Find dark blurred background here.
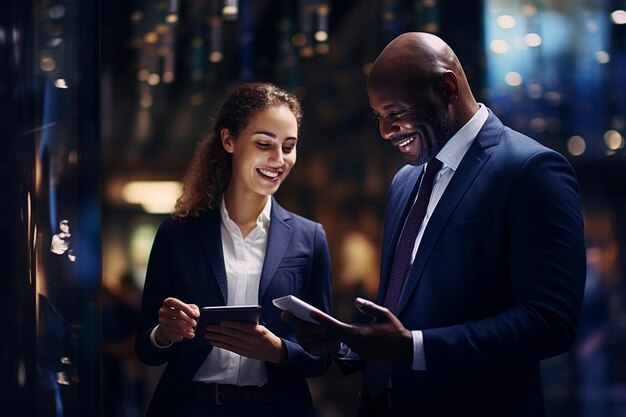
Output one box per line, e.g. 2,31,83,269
2,0,625,416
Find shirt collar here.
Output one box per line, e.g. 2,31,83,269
436,103,488,171
259,197,272,226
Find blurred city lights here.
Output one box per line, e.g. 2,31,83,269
604,130,624,150
611,10,626,24
504,71,522,86
524,33,542,47
595,50,610,64
496,15,516,29
490,39,509,54
567,135,586,156
121,181,182,214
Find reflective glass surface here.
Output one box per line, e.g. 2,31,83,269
0,0,100,416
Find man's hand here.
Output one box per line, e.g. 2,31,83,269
204,322,285,364
155,297,200,346
311,297,413,362
281,311,341,356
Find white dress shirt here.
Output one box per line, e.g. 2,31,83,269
410,104,489,370
150,197,272,386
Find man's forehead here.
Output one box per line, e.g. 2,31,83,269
368,81,422,106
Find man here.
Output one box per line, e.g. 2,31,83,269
290,32,586,416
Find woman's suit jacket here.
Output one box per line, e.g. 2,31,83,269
374,110,586,416
135,198,332,417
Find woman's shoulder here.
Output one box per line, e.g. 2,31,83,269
272,200,321,231
157,208,218,233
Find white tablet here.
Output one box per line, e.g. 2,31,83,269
272,295,321,324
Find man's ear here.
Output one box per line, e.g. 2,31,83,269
220,128,234,153
439,71,459,104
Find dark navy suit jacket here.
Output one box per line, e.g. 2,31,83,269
372,111,586,416
135,198,332,417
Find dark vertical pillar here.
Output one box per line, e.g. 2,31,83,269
0,0,39,414
76,1,102,416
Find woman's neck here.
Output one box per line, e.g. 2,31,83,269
223,188,268,238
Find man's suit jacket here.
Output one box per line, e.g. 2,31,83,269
375,110,586,416
135,198,332,417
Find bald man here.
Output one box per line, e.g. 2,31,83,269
290,32,586,416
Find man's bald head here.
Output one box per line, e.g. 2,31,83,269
366,32,479,165
368,32,478,133
370,32,455,81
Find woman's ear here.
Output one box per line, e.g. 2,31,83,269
220,128,234,153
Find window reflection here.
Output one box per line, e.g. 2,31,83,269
1,0,100,416
50,219,73,260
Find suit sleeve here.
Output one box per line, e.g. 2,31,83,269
422,150,586,375
274,223,333,377
135,220,177,366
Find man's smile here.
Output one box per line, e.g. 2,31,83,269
392,134,417,148
397,136,415,148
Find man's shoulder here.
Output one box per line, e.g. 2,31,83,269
471,110,558,163
497,125,565,163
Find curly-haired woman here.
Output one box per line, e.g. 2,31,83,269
136,83,333,417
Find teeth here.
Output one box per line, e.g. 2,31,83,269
259,168,279,178
399,137,415,147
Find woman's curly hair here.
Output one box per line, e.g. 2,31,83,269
174,83,303,218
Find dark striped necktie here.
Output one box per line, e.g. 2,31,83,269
364,157,443,398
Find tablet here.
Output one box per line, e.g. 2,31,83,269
272,295,321,324
196,305,262,332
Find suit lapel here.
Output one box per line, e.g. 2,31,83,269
195,208,228,304
378,166,423,304
396,112,502,315
259,198,293,301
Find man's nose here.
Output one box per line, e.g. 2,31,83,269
379,118,399,141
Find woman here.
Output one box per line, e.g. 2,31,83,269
135,83,333,417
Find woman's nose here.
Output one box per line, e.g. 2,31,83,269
269,147,284,166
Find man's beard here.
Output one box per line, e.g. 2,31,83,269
411,107,451,166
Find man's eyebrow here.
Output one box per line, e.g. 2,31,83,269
383,104,407,111
371,105,406,116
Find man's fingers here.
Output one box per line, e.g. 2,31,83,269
297,323,329,338
310,310,350,334
354,297,393,323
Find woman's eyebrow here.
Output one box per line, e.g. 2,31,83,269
255,131,298,141
253,130,277,138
